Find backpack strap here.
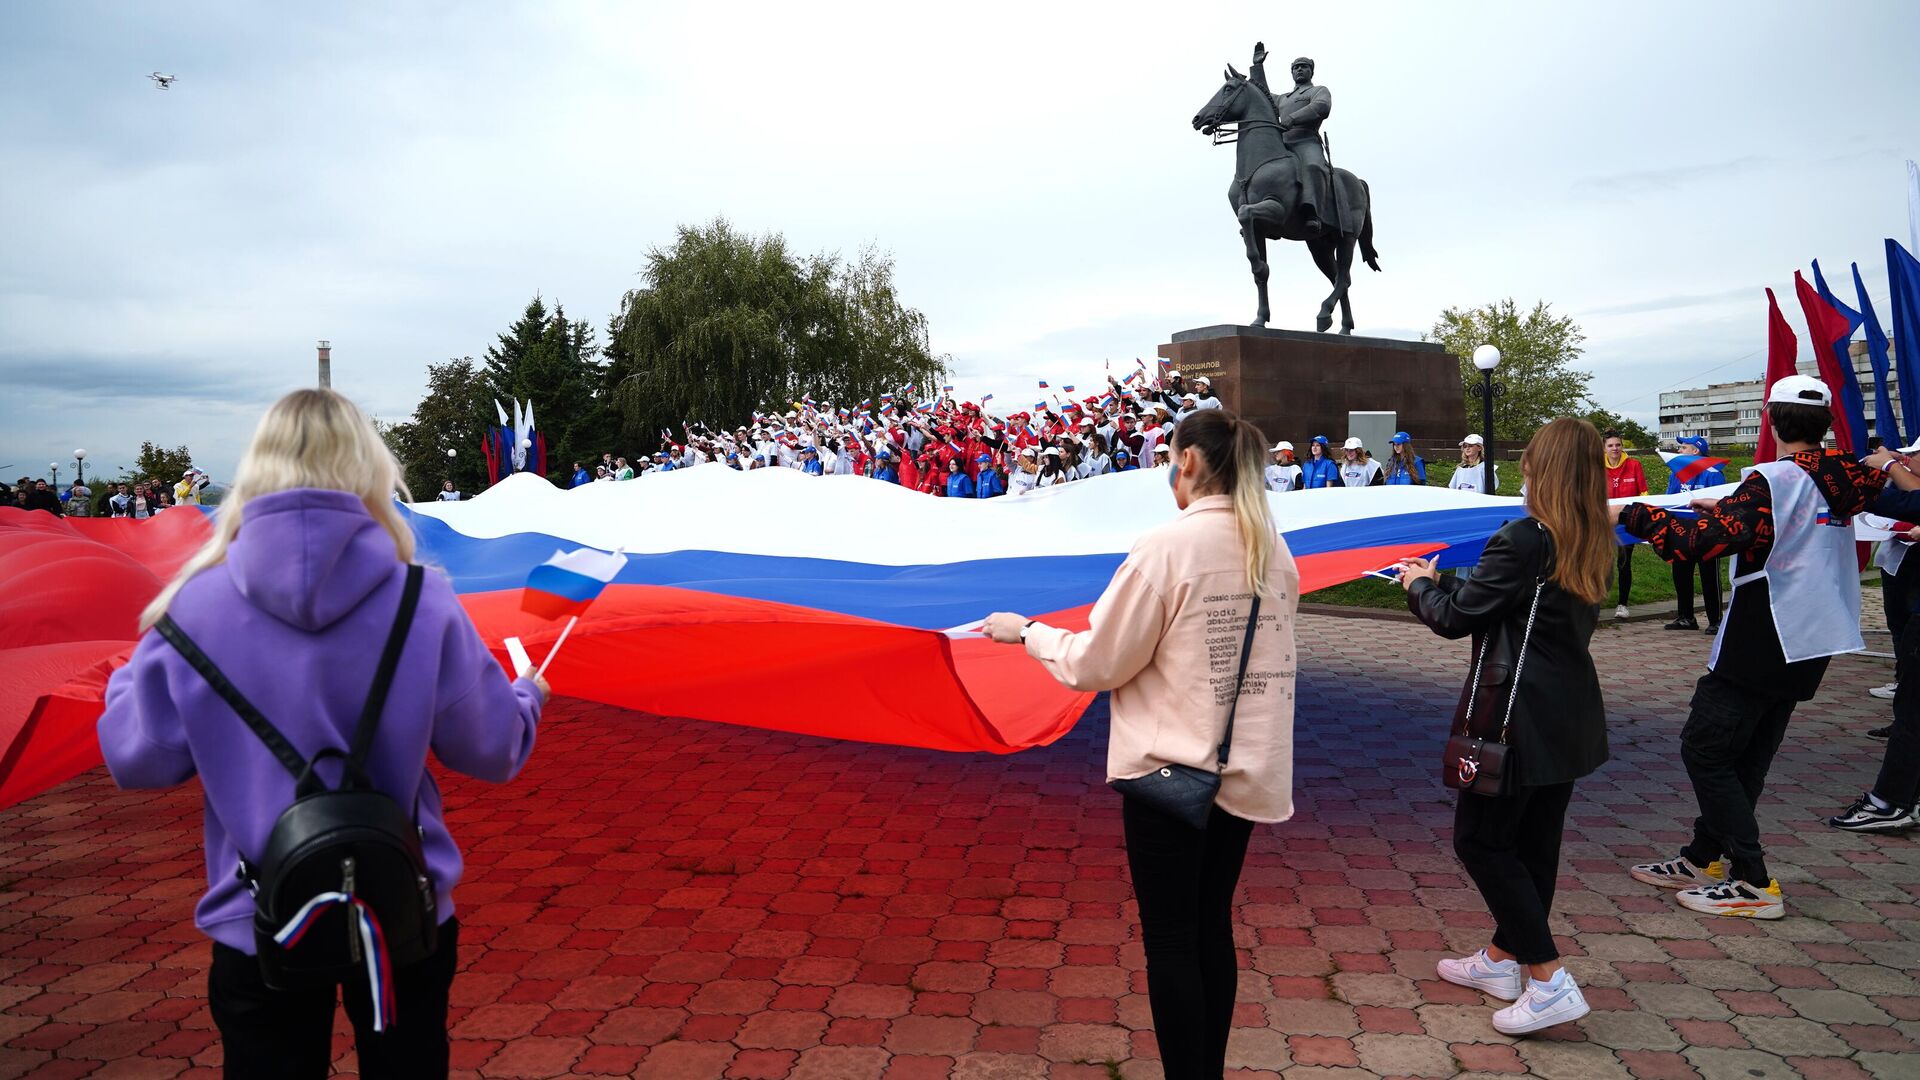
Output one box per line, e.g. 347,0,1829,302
155,616,306,780
348,564,425,766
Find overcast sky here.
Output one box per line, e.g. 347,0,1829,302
4,1,1918,481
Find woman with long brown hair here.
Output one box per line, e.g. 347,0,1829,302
981,408,1298,1079
1395,417,1611,1037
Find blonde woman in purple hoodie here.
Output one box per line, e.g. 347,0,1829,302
98,388,548,1079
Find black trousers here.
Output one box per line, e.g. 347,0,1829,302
1878,617,1920,809
1678,674,1795,886
1884,569,1911,640
209,918,459,1080
1122,798,1256,1080
1452,782,1575,965
1673,559,1723,623
1615,546,1635,607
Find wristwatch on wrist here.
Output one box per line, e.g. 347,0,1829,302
1019,619,1037,641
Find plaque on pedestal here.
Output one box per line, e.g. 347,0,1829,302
1157,325,1467,451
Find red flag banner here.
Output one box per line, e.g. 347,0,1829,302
1794,270,1860,455
1756,288,1800,464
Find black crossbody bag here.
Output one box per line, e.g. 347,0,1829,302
1443,526,1546,797
1110,594,1262,830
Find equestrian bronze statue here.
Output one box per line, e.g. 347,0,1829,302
1193,43,1380,333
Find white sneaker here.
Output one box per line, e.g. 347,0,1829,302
1870,682,1897,700
1628,854,1725,890
1436,948,1525,1001
1614,604,1631,620
1676,878,1785,920
1492,969,1590,1035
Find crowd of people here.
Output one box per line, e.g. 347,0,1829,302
0,468,211,518
552,368,1514,501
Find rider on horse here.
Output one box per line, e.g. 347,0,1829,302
1250,42,1333,237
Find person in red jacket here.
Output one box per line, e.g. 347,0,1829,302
896,447,920,492
1604,431,1650,620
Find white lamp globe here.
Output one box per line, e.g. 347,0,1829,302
446,448,458,458
1472,344,1502,371
74,449,87,461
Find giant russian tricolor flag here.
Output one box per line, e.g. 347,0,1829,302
0,466,1784,809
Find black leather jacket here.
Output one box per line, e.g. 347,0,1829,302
1407,518,1609,787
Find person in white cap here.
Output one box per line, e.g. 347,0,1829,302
1191,376,1223,411
1265,441,1301,492
175,468,210,506
1448,435,1497,494
1009,446,1040,495
1616,374,1915,918
1337,436,1382,487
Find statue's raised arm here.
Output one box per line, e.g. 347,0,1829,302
1250,41,1272,96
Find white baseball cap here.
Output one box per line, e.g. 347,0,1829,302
1342,436,1364,450
1766,374,1832,407
1271,441,1294,452
1460,433,1485,446
1194,375,1211,385
1018,446,1037,457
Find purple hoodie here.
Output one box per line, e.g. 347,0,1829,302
98,488,542,953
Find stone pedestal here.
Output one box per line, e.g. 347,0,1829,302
1157,325,1468,453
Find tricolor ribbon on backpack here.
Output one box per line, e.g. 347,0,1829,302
274,893,398,1032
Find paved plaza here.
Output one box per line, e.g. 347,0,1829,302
1,612,1915,1079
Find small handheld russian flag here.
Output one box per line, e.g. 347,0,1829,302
1062,384,1076,394
881,392,895,403
1657,449,1730,486
942,383,955,393
980,392,995,404
1037,379,1049,389
523,547,629,622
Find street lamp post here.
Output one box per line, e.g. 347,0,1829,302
1471,344,1502,495
73,449,87,488
48,462,60,487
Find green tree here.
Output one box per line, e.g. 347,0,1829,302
1580,407,1656,448
481,296,612,481
135,442,193,485
382,357,495,496
1428,299,1592,443
607,218,949,448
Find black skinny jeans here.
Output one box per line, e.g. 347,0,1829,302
1673,559,1723,623
1679,674,1796,886
1452,782,1575,965
1122,798,1255,1080
1615,546,1634,608
1877,617,1920,809
209,918,459,1080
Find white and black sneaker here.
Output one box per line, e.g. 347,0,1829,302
1869,682,1898,700
1436,948,1525,1001
1628,854,1724,890
1614,604,1631,621
1492,968,1590,1035
1830,793,1918,833
1676,878,1784,920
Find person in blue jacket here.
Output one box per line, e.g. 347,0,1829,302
1384,432,1426,485
947,462,976,498
872,448,899,485
974,453,1006,498
1665,434,1728,632
569,461,591,488
800,446,825,476
1300,435,1340,489
1112,448,1137,472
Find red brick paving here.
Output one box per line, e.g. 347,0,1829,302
2,614,1918,1078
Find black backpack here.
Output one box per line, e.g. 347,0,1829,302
156,564,436,1026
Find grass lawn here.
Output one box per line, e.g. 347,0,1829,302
1301,451,1756,612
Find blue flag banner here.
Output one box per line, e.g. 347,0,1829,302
1812,259,1870,450
1854,262,1899,445
1889,240,1920,447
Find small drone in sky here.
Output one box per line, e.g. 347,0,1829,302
148,72,177,89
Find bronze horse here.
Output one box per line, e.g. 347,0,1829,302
1193,66,1380,333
